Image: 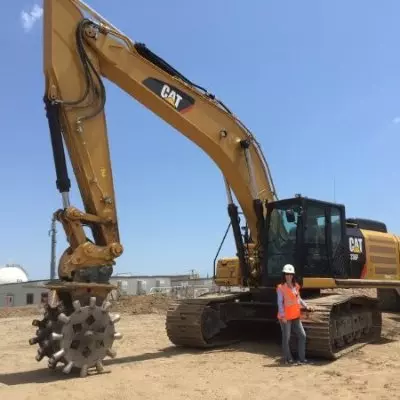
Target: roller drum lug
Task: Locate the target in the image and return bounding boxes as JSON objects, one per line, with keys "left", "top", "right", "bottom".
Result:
{"left": 58, "top": 313, "right": 70, "bottom": 324}
{"left": 63, "top": 361, "right": 74, "bottom": 374}
{"left": 101, "top": 300, "right": 112, "bottom": 312}
{"left": 29, "top": 337, "right": 39, "bottom": 345}
{"left": 106, "top": 348, "right": 117, "bottom": 358}
{"left": 95, "top": 361, "right": 104, "bottom": 372}
{"left": 80, "top": 364, "right": 89, "bottom": 378}
{"left": 111, "top": 314, "right": 121, "bottom": 324}
{"left": 73, "top": 300, "right": 82, "bottom": 312}
{"left": 89, "top": 297, "right": 97, "bottom": 308}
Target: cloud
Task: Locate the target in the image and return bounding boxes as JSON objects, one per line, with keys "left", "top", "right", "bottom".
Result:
{"left": 20, "top": 4, "right": 43, "bottom": 33}
{"left": 392, "top": 116, "right": 400, "bottom": 124}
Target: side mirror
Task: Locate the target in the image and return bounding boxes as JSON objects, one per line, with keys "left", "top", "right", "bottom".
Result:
{"left": 286, "top": 209, "right": 295, "bottom": 223}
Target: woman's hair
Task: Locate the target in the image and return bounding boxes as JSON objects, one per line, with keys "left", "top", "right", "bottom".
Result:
{"left": 281, "top": 273, "right": 297, "bottom": 285}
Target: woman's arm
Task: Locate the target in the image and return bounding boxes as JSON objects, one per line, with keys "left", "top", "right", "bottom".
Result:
{"left": 299, "top": 296, "right": 308, "bottom": 308}
{"left": 277, "top": 288, "right": 286, "bottom": 321}
{"left": 299, "top": 294, "right": 314, "bottom": 311}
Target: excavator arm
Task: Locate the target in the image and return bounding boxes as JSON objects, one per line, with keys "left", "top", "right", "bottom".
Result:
{"left": 44, "top": 0, "right": 277, "bottom": 284}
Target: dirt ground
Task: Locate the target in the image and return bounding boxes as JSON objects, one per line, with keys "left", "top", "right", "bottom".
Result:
{"left": 0, "top": 293, "right": 399, "bottom": 400}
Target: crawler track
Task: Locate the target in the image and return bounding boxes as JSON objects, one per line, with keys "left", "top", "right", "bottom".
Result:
{"left": 166, "top": 293, "right": 242, "bottom": 348}
{"left": 166, "top": 292, "right": 382, "bottom": 360}
{"left": 291, "top": 293, "right": 382, "bottom": 359}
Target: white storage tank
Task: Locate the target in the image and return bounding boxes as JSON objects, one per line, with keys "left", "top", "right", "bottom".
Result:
{"left": 0, "top": 264, "right": 29, "bottom": 284}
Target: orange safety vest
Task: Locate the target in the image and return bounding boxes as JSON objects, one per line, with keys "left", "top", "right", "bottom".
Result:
{"left": 276, "top": 283, "right": 301, "bottom": 320}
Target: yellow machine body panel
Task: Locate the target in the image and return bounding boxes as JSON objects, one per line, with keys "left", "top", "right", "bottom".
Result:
{"left": 361, "top": 229, "right": 400, "bottom": 280}
{"left": 214, "top": 258, "right": 242, "bottom": 286}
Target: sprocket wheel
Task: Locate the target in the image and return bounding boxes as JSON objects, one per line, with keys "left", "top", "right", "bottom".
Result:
{"left": 30, "top": 296, "right": 122, "bottom": 377}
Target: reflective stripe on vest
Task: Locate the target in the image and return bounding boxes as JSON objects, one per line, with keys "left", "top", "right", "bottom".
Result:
{"left": 277, "top": 283, "right": 301, "bottom": 320}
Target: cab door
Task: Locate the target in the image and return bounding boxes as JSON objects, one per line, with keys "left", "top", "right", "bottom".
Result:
{"left": 302, "top": 202, "right": 346, "bottom": 278}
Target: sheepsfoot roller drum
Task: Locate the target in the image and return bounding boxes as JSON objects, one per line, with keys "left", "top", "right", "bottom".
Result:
{"left": 290, "top": 294, "right": 382, "bottom": 360}
{"left": 29, "top": 282, "right": 122, "bottom": 377}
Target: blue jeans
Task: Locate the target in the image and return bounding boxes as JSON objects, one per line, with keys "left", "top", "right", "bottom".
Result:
{"left": 279, "top": 318, "right": 307, "bottom": 362}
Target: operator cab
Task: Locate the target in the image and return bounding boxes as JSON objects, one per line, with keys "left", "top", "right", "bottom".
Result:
{"left": 263, "top": 195, "right": 348, "bottom": 286}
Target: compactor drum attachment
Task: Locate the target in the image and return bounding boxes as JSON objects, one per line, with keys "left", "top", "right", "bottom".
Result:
{"left": 30, "top": 289, "right": 122, "bottom": 377}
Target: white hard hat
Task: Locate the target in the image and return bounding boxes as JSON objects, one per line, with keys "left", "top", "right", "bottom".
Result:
{"left": 282, "top": 264, "right": 295, "bottom": 274}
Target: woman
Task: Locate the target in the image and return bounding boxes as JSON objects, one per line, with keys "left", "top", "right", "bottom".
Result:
{"left": 276, "top": 263, "right": 314, "bottom": 365}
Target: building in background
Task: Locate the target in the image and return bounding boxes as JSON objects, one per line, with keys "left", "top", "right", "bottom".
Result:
{"left": 109, "top": 274, "right": 194, "bottom": 296}
{"left": 0, "top": 280, "right": 49, "bottom": 308}
{"left": 0, "top": 266, "right": 214, "bottom": 308}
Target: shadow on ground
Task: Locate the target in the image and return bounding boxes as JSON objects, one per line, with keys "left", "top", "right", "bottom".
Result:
{"left": 2, "top": 317, "right": 397, "bottom": 385}
{"left": 0, "top": 325, "right": 283, "bottom": 385}
{"left": 104, "top": 322, "right": 333, "bottom": 370}
{"left": 371, "top": 336, "right": 397, "bottom": 345}
{"left": 0, "top": 367, "right": 112, "bottom": 385}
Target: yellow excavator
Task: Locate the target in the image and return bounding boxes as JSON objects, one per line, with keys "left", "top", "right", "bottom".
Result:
{"left": 30, "top": 0, "right": 400, "bottom": 377}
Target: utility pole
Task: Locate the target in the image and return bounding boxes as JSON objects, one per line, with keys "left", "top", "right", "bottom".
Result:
{"left": 49, "top": 215, "right": 57, "bottom": 280}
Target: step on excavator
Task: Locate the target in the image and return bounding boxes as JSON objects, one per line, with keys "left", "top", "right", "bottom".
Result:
{"left": 30, "top": 0, "right": 400, "bottom": 377}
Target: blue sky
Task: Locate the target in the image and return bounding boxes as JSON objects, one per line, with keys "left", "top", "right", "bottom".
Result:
{"left": 1, "top": 1, "right": 400, "bottom": 280}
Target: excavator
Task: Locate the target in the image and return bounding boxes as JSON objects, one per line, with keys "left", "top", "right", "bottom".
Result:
{"left": 30, "top": 0, "right": 400, "bottom": 377}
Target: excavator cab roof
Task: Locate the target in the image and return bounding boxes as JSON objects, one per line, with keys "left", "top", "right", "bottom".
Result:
{"left": 266, "top": 195, "right": 346, "bottom": 214}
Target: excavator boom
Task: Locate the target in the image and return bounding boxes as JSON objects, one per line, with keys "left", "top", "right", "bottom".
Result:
{"left": 44, "top": 0, "right": 277, "bottom": 283}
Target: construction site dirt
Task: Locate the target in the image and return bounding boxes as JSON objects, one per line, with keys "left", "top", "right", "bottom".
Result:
{"left": 0, "top": 290, "right": 399, "bottom": 400}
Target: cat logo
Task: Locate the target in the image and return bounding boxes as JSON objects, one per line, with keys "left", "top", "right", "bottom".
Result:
{"left": 160, "top": 84, "right": 183, "bottom": 109}
{"left": 349, "top": 237, "right": 363, "bottom": 253}
{"left": 142, "top": 77, "right": 195, "bottom": 113}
